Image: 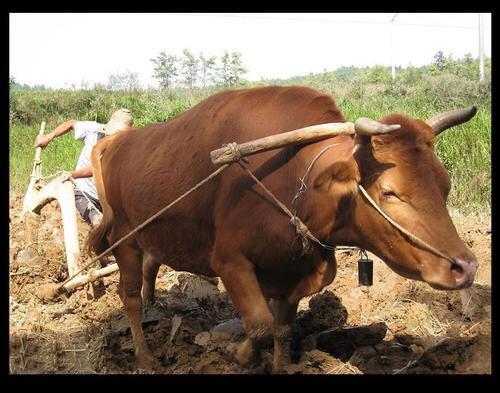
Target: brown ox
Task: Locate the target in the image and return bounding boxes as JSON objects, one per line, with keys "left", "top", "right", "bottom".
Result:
{"left": 88, "top": 86, "right": 478, "bottom": 371}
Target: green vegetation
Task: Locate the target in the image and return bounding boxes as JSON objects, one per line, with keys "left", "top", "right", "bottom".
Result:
{"left": 10, "top": 54, "right": 491, "bottom": 214}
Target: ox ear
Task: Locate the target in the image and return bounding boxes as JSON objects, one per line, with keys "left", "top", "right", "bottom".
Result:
{"left": 353, "top": 133, "right": 387, "bottom": 155}
{"left": 352, "top": 118, "right": 400, "bottom": 153}
{"left": 314, "top": 159, "right": 360, "bottom": 195}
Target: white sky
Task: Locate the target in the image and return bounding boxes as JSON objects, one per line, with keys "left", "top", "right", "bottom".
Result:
{"left": 10, "top": 13, "right": 492, "bottom": 89}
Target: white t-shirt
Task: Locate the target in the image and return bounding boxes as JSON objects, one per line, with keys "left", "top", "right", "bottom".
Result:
{"left": 73, "top": 121, "right": 106, "bottom": 199}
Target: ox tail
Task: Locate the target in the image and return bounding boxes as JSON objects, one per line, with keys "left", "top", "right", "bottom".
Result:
{"left": 85, "top": 135, "right": 118, "bottom": 257}
{"left": 86, "top": 215, "right": 111, "bottom": 256}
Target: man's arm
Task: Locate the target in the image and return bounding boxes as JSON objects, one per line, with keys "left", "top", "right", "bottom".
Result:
{"left": 70, "top": 165, "right": 93, "bottom": 179}
{"left": 35, "top": 120, "right": 78, "bottom": 148}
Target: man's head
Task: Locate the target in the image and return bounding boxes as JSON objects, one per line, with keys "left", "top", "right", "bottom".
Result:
{"left": 103, "top": 108, "right": 134, "bottom": 135}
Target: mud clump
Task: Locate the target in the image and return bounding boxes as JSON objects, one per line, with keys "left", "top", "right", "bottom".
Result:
{"left": 35, "top": 283, "right": 64, "bottom": 302}
{"left": 295, "top": 290, "right": 348, "bottom": 340}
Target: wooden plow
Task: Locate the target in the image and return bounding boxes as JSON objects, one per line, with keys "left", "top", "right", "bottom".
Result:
{"left": 25, "top": 118, "right": 398, "bottom": 300}
{"left": 21, "top": 122, "right": 119, "bottom": 296}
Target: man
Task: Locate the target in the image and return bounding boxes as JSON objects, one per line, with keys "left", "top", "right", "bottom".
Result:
{"left": 35, "top": 108, "right": 133, "bottom": 227}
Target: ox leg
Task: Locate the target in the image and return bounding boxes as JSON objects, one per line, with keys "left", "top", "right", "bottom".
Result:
{"left": 142, "top": 253, "right": 160, "bottom": 306}
{"left": 212, "top": 255, "right": 274, "bottom": 368}
{"left": 114, "top": 238, "right": 156, "bottom": 369}
{"left": 270, "top": 298, "right": 298, "bottom": 372}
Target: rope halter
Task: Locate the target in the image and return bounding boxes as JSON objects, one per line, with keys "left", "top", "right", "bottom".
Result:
{"left": 358, "top": 184, "right": 456, "bottom": 265}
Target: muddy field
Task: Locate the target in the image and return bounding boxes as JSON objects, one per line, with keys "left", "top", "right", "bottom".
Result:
{"left": 9, "top": 193, "right": 491, "bottom": 374}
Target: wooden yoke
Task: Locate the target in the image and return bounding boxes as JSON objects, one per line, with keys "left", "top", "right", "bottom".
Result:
{"left": 210, "top": 122, "right": 356, "bottom": 165}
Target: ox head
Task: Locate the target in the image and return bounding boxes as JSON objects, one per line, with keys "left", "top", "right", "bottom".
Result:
{"left": 318, "top": 107, "right": 478, "bottom": 290}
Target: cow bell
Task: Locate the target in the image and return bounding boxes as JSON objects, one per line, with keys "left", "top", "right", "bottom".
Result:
{"left": 358, "top": 256, "right": 373, "bottom": 286}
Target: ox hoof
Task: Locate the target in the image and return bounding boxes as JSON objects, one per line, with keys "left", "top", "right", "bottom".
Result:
{"left": 271, "top": 360, "right": 293, "bottom": 374}
{"left": 143, "top": 297, "right": 156, "bottom": 309}
{"left": 136, "top": 348, "right": 159, "bottom": 371}
{"left": 142, "top": 287, "right": 156, "bottom": 305}
{"left": 272, "top": 360, "right": 289, "bottom": 374}
{"left": 227, "top": 340, "right": 260, "bottom": 368}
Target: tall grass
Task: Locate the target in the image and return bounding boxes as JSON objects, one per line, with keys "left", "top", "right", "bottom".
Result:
{"left": 9, "top": 76, "right": 491, "bottom": 214}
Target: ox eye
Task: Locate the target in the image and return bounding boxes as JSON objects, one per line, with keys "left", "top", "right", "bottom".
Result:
{"left": 381, "top": 188, "right": 399, "bottom": 200}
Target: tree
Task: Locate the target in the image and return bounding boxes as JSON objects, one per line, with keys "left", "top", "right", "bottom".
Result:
{"left": 180, "top": 49, "right": 200, "bottom": 89}
{"left": 228, "top": 51, "right": 247, "bottom": 86}
{"left": 199, "top": 53, "right": 217, "bottom": 87}
{"left": 218, "top": 51, "right": 231, "bottom": 86}
{"left": 217, "top": 51, "right": 247, "bottom": 87}
{"left": 433, "top": 50, "right": 446, "bottom": 71}
{"left": 107, "top": 70, "right": 140, "bottom": 91}
{"left": 463, "top": 52, "right": 473, "bottom": 64}
{"left": 151, "top": 52, "right": 178, "bottom": 90}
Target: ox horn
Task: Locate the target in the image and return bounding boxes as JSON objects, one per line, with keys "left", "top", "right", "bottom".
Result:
{"left": 426, "top": 106, "right": 477, "bottom": 135}
{"left": 354, "top": 118, "right": 401, "bottom": 136}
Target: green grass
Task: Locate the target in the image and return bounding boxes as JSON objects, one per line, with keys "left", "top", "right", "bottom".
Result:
{"left": 9, "top": 78, "right": 491, "bottom": 214}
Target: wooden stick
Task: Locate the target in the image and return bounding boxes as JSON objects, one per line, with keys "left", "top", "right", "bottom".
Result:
{"left": 22, "top": 122, "right": 46, "bottom": 213}
{"left": 34, "top": 122, "right": 46, "bottom": 180}
{"left": 62, "top": 263, "right": 119, "bottom": 291}
{"left": 210, "top": 122, "right": 355, "bottom": 165}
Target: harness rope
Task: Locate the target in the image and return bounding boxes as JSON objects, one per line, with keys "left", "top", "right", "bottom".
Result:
{"left": 238, "top": 161, "right": 315, "bottom": 254}
{"left": 57, "top": 163, "right": 230, "bottom": 290}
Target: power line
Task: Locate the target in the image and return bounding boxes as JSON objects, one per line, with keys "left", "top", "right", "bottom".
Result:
{"left": 172, "top": 13, "right": 491, "bottom": 30}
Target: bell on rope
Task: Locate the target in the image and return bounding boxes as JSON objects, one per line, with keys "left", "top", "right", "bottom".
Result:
{"left": 358, "top": 250, "right": 373, "bottom": 286}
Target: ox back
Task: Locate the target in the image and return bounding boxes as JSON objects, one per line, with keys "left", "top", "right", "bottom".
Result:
{"left": 90, "top": 86, "right": 350, "bottom": 280}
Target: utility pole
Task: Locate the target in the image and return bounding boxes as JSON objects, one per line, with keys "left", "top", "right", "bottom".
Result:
{"left": 478, "top": 13, "right": 485, "bottom": 83}
{"left": 390, "top": 13, "right": 399, "bottom": 83}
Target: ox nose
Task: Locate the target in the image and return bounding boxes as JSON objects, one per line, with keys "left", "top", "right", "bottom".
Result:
{"left": 450, "top": 256, "right": 479, "bottom": 289}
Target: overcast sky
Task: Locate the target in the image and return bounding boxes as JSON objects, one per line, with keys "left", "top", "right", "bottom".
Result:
{"left": 10, "top": 13, "right": 492, "bottom": 89}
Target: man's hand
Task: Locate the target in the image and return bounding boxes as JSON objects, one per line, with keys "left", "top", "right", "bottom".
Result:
{"left": 70, "top": 166, "right": 93, "bottom": 179}
{"left": 59, "top": 171, "right": 74, "bottom": 184}
{"left": 35, "top": 134, "right": 53, "bottom": 149}
{"left": 34, "top": 120, "right": 77, "bottom": 149}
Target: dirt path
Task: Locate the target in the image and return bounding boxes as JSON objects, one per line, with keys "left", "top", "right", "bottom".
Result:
{"left": 9, "top": 193, "right": 491, "bottom": 374}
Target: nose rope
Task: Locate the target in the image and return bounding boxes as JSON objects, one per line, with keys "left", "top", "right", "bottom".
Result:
{"left": 357, "top": 184, "right": 455, "bottom": 264}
